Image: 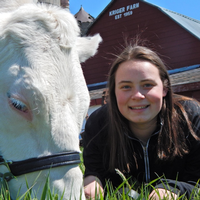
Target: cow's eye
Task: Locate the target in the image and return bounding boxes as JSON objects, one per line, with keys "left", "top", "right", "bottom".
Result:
{"left": 10, "top": 98, "right": 28, "bottom": 112}
{"left": 7, "top": 93, "right": 28, "bottom": 113}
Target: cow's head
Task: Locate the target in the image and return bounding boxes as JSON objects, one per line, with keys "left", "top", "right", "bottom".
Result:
{"left": 0, "top": 2, "right": 102, "bottom": 199}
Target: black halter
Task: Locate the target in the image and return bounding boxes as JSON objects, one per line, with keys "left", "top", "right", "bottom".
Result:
{"left": 0, "top": 151, "right": 80, "bottom": 179}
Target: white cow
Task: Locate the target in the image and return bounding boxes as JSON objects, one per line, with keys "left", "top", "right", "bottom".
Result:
{"left": 0, "top": 0, "right": 102, "bottom": 199}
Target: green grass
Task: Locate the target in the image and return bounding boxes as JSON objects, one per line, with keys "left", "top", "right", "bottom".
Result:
{"left": 0, "top": 149, "right": 199, "bottom": 199}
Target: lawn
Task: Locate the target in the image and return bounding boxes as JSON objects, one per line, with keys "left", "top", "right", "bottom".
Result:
{"left": 0, "top": 148, "right": 200, "bottom": 199}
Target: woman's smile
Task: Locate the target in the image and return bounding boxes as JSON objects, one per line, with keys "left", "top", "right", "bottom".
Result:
{"left": 129, "top": 105, "right": 149, "bottom": 110}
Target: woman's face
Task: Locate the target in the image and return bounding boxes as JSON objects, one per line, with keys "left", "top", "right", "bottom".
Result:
{"left": 115, "top": 59, "right": 167, "bottom": 127}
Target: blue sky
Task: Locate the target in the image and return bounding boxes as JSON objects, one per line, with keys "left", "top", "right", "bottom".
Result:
{"left": 70, "top": 0, "right": 200, "bottom": 21}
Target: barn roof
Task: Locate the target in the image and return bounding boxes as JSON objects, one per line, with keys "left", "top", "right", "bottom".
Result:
{"left": 143, "top": 0, "right": 200, "bottom": 40}
{"left": 170, "top": 65, "right": 200, "bottom": 86}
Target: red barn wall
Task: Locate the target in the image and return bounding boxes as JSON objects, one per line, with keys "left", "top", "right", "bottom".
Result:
{"left": 172, "top": 82, "right": 200, "bottom": 101}
{"left": 82, "top": 0, "right": 200, "bottom": 90}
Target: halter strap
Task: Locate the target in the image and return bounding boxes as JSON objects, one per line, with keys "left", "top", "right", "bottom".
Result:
{"left": 0, "top": 151, "right": 80, "bottom": 177}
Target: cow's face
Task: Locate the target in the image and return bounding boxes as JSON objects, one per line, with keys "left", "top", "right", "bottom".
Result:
{"left": 0, "top": 4, "right": 102, "bottom": 159}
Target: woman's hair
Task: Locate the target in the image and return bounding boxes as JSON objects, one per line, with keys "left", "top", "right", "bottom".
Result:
{"left": 107, "top": 43, "right": 199, "bottom": 172}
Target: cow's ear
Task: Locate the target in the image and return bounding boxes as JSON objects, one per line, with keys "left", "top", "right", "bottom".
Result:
{"left": 76, "top": 34, "right": 102, "bottom": 63}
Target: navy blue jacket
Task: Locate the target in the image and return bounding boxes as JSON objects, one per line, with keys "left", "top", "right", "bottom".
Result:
{"left": 83, "top": 100, "right": 200, "bottom": 190}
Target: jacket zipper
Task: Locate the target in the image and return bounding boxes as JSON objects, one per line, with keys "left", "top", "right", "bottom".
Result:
{"left": 123, "top": 120, "right": 163, "bottom": 183}
{"left": 138, "top": 127, "right": 162, "bottom": 183}
{"left": 141, "top": 141, "right": 150, "bottom": 183}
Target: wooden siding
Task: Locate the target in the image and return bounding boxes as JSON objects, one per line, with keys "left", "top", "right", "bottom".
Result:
{"left": 83, "top": 0, "right": 200, "bottom": 87}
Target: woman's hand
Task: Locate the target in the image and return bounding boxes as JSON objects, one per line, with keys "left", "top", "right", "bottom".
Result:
{"left": 149, "top": 188, "right": 178, "bottom": 199}
{"left": 84, "top": 175, "right": 104, "bottom": 199}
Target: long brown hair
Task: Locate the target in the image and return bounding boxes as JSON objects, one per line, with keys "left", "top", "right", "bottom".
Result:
{"left": 107, "top": 43, "right": 199, "bottom": 172}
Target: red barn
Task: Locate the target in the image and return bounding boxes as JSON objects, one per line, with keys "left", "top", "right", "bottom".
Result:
{"left": 82, "top": 0, "right": 200, "bottom": 110}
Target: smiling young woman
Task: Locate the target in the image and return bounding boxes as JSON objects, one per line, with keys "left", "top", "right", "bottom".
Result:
{"left": 115, "top": 59, "right": 167, "bottom": 144}
{"left": 83, "top": 43, "right": 200, "bottom": 199}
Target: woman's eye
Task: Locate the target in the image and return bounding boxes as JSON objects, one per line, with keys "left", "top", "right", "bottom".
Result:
{"left": 143, "top": 83, "right": 153, "bottom": 88}
{"left": 122, "top": 85, "right": 131, "bottom": 89}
